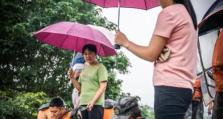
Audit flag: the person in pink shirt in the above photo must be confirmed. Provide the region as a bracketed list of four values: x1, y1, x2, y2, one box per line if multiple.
[115, 0, 197, 119]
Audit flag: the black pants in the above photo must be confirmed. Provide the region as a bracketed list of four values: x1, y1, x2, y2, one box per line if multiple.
[81, 105, 104, 119]
[212, 92, 223, 119]
[154, 86, 192, 119]
[192, 101, 203, 119]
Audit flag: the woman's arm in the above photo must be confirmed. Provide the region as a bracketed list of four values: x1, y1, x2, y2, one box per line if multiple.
[87, 81, 107, 111]
[115, 31, 167, 62]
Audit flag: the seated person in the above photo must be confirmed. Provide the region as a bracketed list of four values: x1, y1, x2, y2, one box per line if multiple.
[37, 97, 71, 119]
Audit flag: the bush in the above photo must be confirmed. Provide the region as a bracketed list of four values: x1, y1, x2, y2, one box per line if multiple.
[0, 91, 49, 119]
[140, 105, 155, 119]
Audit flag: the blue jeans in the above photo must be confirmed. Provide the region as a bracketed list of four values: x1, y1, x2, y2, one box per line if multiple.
[154, 86, 192, 119]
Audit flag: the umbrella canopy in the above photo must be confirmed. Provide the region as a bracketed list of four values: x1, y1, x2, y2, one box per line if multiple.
[34, 22, 116, 57]
[87, 25, 115, 45]
[83, 0, 159, 10]
[83, 0, 159, 26]
[83, 0, 159, 49]
[198, 0, 223, 36]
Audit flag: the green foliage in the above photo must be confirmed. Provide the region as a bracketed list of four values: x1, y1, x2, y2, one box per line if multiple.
[0, 0, 128, 98]
[140, 105, 155, 119]
[12, 92, 49, 116]
[99, 51, 130, 99]
[0, 0, 131, 117]
[105, 72, 123, 99]
[99, 51, 131, 74]
[0, 91, 49, 119]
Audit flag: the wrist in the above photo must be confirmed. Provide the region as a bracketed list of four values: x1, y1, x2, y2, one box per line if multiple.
[91, 99, 96, 104]
[71, 77, 76, 81]
[123, 41, 130, 49]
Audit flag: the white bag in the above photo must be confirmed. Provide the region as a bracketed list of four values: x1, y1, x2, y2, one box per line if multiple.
[72, 88, 80, 110]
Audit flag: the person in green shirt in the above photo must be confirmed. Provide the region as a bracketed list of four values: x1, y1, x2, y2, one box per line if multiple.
[68, 44, 108, 119]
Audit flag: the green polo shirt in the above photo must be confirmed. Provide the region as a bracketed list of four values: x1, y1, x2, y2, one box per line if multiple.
[79, 63, 108, 106]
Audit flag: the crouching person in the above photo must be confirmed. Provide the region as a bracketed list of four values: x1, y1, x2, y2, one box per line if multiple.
[37, 97, 72, 119]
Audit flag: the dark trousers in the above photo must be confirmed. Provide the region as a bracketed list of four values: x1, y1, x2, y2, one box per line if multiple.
[212, 92, 223, 119]
[192, 101, 203, 119]
[81, 105, 104, 119]
[154, 86, 192, 119]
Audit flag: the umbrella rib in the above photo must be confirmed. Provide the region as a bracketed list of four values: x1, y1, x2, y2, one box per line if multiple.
[35, 24, 58, 42]
[99, 44, 103, 56]
[103, 0, 106, 7]
[60, 23, 76, 50]
[76, 36, 79, 53]
[144, 0, 148, 9]
[89, 26, 107, 56]
[89, 26, 96, 45]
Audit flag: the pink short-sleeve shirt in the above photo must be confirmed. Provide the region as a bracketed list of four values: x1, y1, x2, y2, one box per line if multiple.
[153, 4, 198, 89]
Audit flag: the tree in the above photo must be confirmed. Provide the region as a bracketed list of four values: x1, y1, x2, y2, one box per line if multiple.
[140, 105, 155, 119]
[0, 0, 130, 102]
[0, 91, 49, 119]
[99, 52, 130, 99]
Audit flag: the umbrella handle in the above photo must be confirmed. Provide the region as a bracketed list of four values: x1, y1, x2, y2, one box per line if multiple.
[114, 0, 121, 49]
[114, 44, 121, 49]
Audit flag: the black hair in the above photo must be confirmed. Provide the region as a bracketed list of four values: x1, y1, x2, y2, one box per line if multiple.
[49, 97, 64, 107]
[82, 44, 97, 54]
[174, 0, 197, 30]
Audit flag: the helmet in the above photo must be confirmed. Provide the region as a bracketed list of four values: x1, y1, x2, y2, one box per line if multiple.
[113, 96, 139, 115]
[104, 99, 115, 109]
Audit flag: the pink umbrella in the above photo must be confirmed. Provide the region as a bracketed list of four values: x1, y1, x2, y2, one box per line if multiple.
[87, 24, 115, 45]
[83, 0, 160, 48]
[33, 21, 117, 57]
[84, 0, 159, 9]
[83, 0, 159, 28]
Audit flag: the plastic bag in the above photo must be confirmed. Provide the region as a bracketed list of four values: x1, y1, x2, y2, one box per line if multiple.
[72, 88, 80, 110]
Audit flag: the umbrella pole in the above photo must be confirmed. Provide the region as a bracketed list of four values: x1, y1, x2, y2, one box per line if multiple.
[117, 1, 120, 30]
[114, 0, 121, 49]
[68, 51, 76, 84]
[70, 52, 76, 67]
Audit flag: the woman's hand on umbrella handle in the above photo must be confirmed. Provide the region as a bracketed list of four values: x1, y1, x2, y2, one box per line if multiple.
[115, 31, 129, 48]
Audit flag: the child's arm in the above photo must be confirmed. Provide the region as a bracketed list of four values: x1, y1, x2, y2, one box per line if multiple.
[68, 68, 81, 92]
